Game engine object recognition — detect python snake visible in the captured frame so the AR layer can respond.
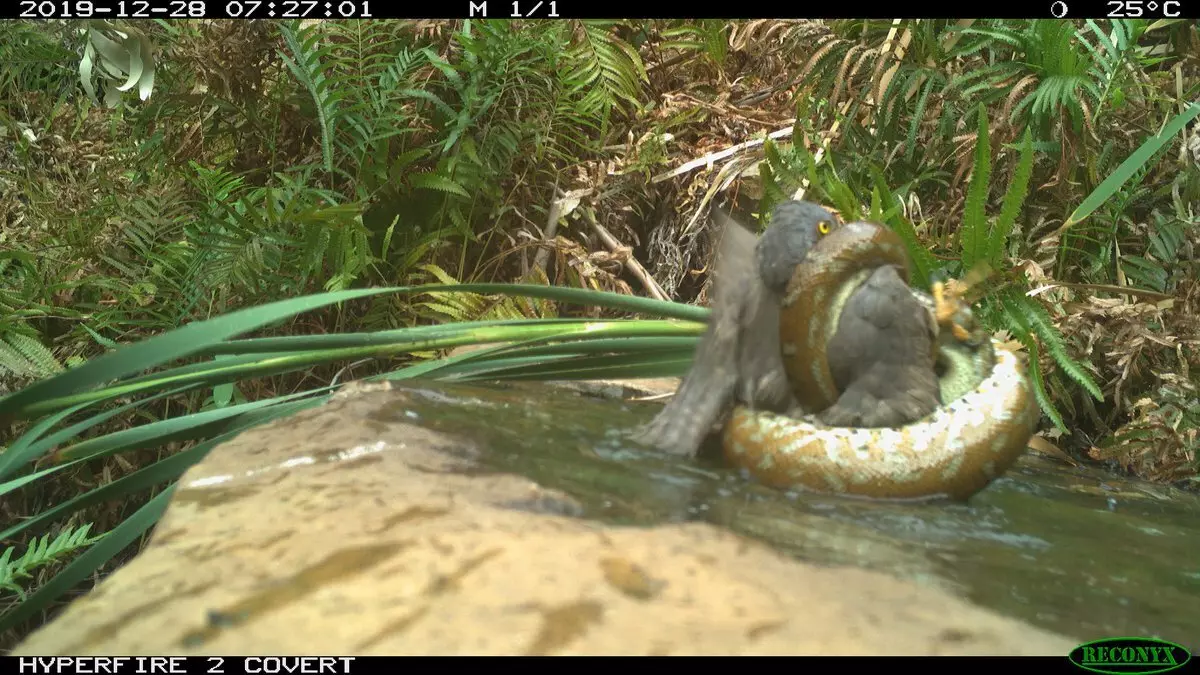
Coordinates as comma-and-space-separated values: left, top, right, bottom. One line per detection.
722, 222, 1039, 501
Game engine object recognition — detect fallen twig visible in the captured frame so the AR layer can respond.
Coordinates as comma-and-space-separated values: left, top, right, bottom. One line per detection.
651, 126, 795, 184
533, 185, 567, 274
581, 209, 670, 302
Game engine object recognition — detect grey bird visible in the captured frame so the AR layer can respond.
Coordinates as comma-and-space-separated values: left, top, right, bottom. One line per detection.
820, 262, 942, 428
634, 200, 942, 458
632, 201, 833, 457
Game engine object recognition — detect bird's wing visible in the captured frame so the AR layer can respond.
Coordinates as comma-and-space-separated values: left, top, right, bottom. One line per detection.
633, 212, 794, 457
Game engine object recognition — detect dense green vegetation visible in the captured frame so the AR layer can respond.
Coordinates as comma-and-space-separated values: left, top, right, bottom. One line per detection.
0, 18, 1197, 648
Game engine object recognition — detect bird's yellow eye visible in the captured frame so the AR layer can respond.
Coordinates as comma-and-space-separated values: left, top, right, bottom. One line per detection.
817, 221, 831, 234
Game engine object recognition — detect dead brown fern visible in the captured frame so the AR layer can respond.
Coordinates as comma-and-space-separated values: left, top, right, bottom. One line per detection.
1059, 275, 1200, 482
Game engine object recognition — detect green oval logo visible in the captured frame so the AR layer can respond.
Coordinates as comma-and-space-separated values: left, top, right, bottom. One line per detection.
1070, 637, 1192, 675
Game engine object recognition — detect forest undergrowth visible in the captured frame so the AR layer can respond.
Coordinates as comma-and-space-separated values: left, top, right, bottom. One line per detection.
0, 18, 1197, 648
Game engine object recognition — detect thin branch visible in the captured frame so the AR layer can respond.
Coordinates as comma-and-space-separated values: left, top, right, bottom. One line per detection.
532, 185, 567, 274
581, 210, 670, 302
651, 126, 795, 184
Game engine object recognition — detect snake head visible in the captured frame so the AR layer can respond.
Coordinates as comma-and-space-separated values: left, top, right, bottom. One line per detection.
755, 201, 839, 295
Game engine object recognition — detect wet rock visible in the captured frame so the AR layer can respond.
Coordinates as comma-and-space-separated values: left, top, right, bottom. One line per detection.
15, 383, 1076, 656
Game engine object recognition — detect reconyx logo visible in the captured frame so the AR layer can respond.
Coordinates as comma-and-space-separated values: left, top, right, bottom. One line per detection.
1069, 637, 1192, 675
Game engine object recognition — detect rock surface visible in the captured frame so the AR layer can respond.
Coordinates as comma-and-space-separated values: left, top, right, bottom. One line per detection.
15, 381, 1077, 656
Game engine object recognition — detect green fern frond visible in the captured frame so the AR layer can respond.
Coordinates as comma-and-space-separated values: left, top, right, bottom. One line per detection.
797, 34, 852, 93
1020, 336, 1060, 432
1012, 292, 1104, 402
986, 127, 1035, 266
660, 21, 727, 64
1120, 256, 1170, 292
0, 524, 104, 600
1148, 214, 1188, 263
278, 20, 342, 175
564, 21, 647, 114
960, 105, 992, 271
416, 264, 544, 323
957, 26, 1024, 49
995, 290, 1064, 432
0, 332, 63, 384
408, 172, 470, 198
904, 76, 936, 161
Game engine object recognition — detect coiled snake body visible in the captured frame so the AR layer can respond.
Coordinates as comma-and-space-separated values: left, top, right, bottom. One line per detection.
722, 222, 1039, 501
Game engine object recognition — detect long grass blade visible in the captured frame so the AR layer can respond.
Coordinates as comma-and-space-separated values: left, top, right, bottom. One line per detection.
1064, 101, 1200, 228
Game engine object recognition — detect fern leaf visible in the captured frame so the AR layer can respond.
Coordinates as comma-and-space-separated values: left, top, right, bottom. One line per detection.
0, 332, 62, 381
960, 105, 992, 270
986, 127, 1034, 266
408, 172, 470, 198
0, 524, 103, 601
904, 76, 936, 162
996, 290, 1065, 432
1014, 292, 1104, 402
279, 21, 340, 175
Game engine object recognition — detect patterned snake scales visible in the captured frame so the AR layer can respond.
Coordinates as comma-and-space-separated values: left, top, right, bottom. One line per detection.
722, 221, 1040, 501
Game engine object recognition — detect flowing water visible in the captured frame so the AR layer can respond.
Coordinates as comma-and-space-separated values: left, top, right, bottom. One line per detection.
378, 378, 1200, 650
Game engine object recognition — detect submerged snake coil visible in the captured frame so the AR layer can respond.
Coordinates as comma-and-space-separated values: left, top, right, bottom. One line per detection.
722, 222, 1039, 501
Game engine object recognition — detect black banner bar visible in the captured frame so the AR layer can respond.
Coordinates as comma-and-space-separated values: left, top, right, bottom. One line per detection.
2, 655, 1122, 672
7, 0, 1198, 19
11, 657, 354, 675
